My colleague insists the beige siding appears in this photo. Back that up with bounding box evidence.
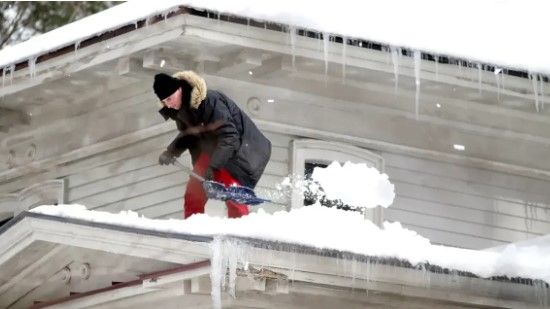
[7,94,548,252]
[64,131,293,219]
[61,131,550,250]
[382,152,550,249]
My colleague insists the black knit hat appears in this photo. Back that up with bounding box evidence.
[153,73,180,100]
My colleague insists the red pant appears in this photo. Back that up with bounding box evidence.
[184,152,249,219]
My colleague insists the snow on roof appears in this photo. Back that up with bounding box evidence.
[1,0,549,75]
[0,1,183,69]
[31,204,550,285]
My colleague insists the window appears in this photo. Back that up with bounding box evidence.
[290,139,385,226]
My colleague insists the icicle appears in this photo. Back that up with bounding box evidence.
[2,67,6,94]
[390,46,400,94]
[9,64,15,85]
[227,243,238,299]
[384,46,392,64]
[477,63,482,93]
[533,280,549,307]
[28,57,37,78]
[289,252,297,282]
[323,33,329,77]
[425,266,432,289]
[494,67,502,101]
[74,40,81,59]
[365,257,371,284]
[413,51,421,120]
[341,37,347,83]
[350,257,358,290]
[217,12,221,25]
[247,18,250,32]
[530,73,540,112]
[434,55,439,82]
[289,26,297,69]
[210,237,226,309]
[540,77,545,110]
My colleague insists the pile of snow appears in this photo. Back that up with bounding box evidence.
[311,161,395,208]
[1,0,550,75]
[278,161,395,209]
[31,204,550,284]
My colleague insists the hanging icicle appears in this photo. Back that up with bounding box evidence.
[413,51,422,120]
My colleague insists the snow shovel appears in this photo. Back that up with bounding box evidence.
[173,160,271,206]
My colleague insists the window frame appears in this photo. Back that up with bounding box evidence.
[290,139,385,226]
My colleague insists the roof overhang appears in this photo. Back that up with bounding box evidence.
[1,7,549,185]
[0,211,546,309]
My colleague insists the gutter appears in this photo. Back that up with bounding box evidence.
[5,5,538,83]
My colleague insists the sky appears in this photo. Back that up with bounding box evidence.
[30,161,550,285]
[0,0,549,75]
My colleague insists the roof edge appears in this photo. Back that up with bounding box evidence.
[3,210,547,288]
[0,7,189,72]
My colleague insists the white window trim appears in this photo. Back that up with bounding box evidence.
[290,139,384,226]
[0,179,66,221]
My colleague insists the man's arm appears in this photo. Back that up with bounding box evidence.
[167,132,197,157]
[206,102,240,172]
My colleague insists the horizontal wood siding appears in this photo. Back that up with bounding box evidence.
[382,152,550,249]
[65,131,293,219]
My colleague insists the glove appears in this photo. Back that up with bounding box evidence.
[204,166,216,181]
[158,150,176,165]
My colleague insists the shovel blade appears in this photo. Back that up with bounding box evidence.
[202,181,270,206]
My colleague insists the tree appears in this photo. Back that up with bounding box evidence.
[0,1,116,49]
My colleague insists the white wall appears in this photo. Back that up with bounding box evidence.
[62,129,550,250]
[63,131,292,219]
[382,152,550,249]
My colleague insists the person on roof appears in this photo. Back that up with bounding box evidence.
[153,71,272,219]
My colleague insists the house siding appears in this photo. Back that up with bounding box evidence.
[61,128,550,250]
[64,131,293,219]
[382,152,550,249]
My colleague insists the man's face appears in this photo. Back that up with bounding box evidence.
[162,88,182,110]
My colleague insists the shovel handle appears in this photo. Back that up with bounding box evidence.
[173,160,206,182]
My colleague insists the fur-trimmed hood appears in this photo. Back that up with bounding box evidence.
[172,71,207,109]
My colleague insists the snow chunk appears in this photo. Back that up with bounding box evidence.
[311,161,395,208]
